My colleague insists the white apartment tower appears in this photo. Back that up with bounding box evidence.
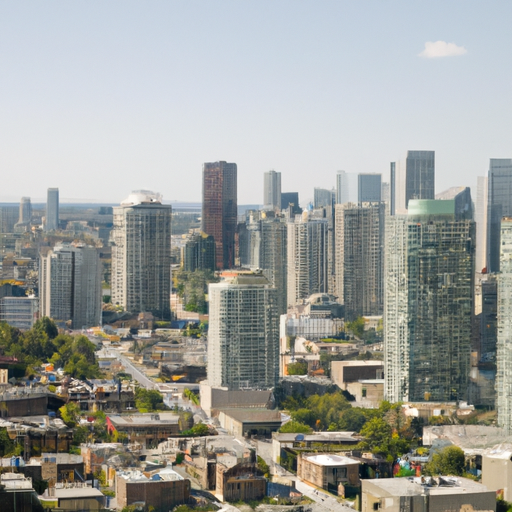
[40,243,102,328]
[263,170,281,210]
[207,272,279,390]
[110,191,172,319]
[497,217,512,432]
[45,188,59,231]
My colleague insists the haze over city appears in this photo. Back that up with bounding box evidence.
[1,1,511,204]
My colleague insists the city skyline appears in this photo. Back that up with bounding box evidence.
[1,2,511,205]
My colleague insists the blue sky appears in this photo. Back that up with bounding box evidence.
[1,1,511,204]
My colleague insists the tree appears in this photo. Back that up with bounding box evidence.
[346,317,365,338]
[278,420,313,434]
[425,446,465,476]
[287,361,308,375]
[338,407,367,432]
[135,388,166,412]
[60,402,81,427]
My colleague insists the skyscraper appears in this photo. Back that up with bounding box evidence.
[476,176,488,273]
[207,272,279,390]
[260,215,288,315]
[487,158,512,273]
[281,192,301,215]
[390,163,396,215]
[202,161,237,270]
[358,174,382,203]
[182,232,216,272]
[110,191,172,319]
[45,188,59,231]
[384,196,475,403]
[405,151,435,208]
[497,218,512,432]
[336,171,349,204]
[40,243,102,328]
[342,202,385,321]
[14,197,32,232]
[263,170,281,210]
[314,188,335,209]
[287,213,329,306]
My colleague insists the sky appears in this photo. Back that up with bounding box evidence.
[1,1,511,205]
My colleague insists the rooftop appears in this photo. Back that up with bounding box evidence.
[304,454,359,467]
[219,408,281,423]
[364,476,491,497]
[274,431,359,443]
[108,413,179,426]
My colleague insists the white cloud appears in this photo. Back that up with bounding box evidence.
[419,41,467,58]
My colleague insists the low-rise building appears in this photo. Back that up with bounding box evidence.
[0,472,44,512]
[107,413,183,448]
[41,483,106,511]
[216,461,266,502]
[217,408,281,437]
[346,379,384,407]
[297,453,360,496]
[116,468,190,510]
[330,361,384,390]
[482,444,512,501]
[361,477,495,512]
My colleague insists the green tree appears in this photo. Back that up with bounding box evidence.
[346,317,365,338]
[135,388,166,412]
[60,402,81,427]
[278,420,313,434]
[287,361,308,375]
[424,446,465,476]
[338,407,367,432]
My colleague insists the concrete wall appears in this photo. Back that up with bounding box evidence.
[482,454,512,502]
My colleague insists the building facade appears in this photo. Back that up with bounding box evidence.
[358,174,382,203]
[110,191,172,319]
[287,214,329,307]
[342,202,385,320]
[384,198,475,403]
[405,150,435,208]
[40,243,102,328]
[487,158,512,273]
[497,218,512,432]
[202,161,237,270]
[0,296,38,330]
[207,272,279,390]
[182,232,216,272]
[263,170,281,210]
[45,188,59,231]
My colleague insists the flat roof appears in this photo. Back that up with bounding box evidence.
[305,454,359,466]
[48,487,105,499]
[274,431,359,443]
[219,408,281,423]
[363,477,491,497]
[108,413,179,426]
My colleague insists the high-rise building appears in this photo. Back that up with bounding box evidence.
[111,191,172,319]
[487,159,512,273]
[287,213,329,307]
[40,243,102,328]
[202,161,237,270]
[0,206,19,234]
[281,192,301,215]
[358,174,382,203]
[405,151,435,208]
[314,188,335,209]
[182,232,216,272]
[343,202,385,321]
[497,218,512,432]
[207,272,279,390]
[45,188,59,231]
[14,197,32,232]
[390,163,396,216]
[263,170,281,210]
[336,171,349,204]
[476,176,488,273]
[260,215,288,315]
[384,196,475,403]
